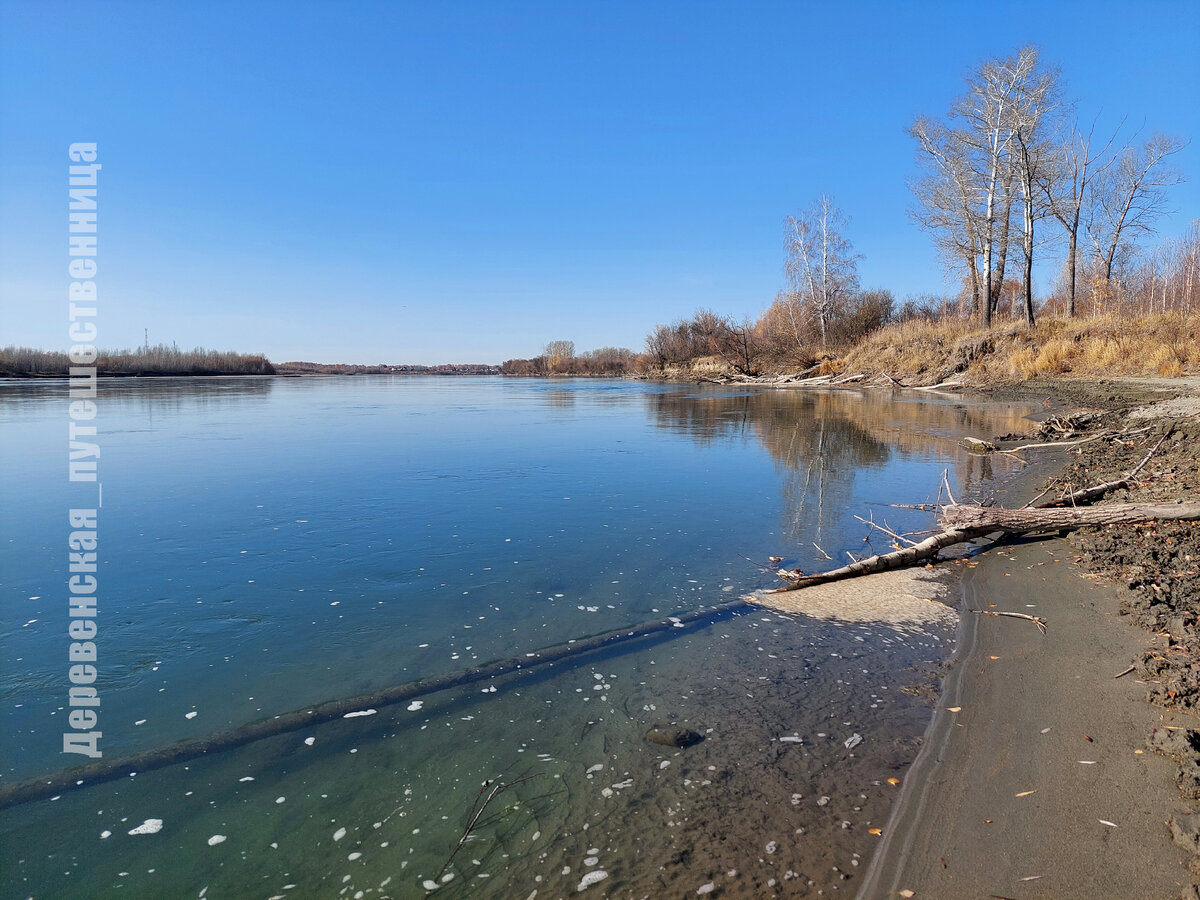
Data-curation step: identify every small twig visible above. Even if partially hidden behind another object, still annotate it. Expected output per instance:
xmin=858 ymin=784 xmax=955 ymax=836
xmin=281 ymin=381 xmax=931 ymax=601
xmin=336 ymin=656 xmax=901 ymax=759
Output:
xmin=436 ymin=774 xmax=540 ymax=880
xmin=854 ymin=513 xmax=921 ymax=548
xmin=973 ymin=609 xmax=1048 ymax=634
xmin=941 ymin=470 xmax=957 ymax=507
xmin=1020 ymin=483 xmax=1057 ymax=510
xmin=812 ymin=542 xmax=832 ymax=561
xmin=740 ymin=554 xmax=776 ymax=574
xmin=891 ymin=503 xmax=937 ymax=511
xmin=1113 ymin=665 xmax=1136 ymax=679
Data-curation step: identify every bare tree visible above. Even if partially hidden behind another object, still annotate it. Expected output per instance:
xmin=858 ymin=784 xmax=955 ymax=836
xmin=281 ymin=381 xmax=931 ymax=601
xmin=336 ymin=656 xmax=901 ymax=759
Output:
xmin=785 ymin=195 xmax=860 ymax=349
xmin=714 ymin=316 xmax=762 ymax=376
xmin=909 ymin=116 xmax=985 ymax=313
xmin=1089 ymin=133 xmax=1188 ymax=286
xmin=1038 ymin=117 xmax=1123 ymax=316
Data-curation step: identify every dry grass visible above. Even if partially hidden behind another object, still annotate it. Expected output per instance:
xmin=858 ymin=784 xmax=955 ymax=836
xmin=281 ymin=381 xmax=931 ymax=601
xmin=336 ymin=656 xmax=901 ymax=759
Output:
xmin=838 ymin=313 xmax=1200 ymax=385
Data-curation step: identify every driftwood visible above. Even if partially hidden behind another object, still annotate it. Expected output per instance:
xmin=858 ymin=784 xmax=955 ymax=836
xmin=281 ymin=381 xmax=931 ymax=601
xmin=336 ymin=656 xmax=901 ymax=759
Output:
xmin=1032 ymin=429 xmax=1167 ymax=508
xmin=941 ymin=501 xmax=1200 ymax=532
xmin=775 ymin=428 xmax=1189 ymax=594
xmin=774 ymin=501 xmax=1200 ymax=593
xmin=0 ymin=599 xmax=749 ymax=810
xmin=772 ymin=525 xmax=989 ymax=590
xmin=974 ymin=609 xmax=1048 ymax=634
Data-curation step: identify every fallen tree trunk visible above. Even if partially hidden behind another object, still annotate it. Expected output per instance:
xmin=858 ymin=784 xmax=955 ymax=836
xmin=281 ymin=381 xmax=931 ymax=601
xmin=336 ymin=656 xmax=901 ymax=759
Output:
xmin=771 ymin=526 xmax=990 ymax=590
xmin=774 ymin=501 xmax=1200 ymax=593
xmin=0 ymin=599 xmax=749 ymax=810
xmin=940 ymin=501 xmax=1200 ymax=532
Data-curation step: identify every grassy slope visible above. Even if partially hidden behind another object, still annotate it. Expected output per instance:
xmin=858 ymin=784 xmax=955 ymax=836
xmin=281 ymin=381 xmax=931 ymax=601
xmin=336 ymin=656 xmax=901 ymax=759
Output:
xmin=837 ymin=313 xmax=1200 ymax=386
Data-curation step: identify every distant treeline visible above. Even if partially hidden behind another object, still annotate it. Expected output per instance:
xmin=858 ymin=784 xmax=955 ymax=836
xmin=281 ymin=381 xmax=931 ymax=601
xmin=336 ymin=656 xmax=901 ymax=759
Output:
xmin=501 ymin=343 xmax=642 ymax=376
xmin=277 ymin=361 xmax=500 ymax=375
xmin=0 ymin=344 xmax=275 ymax=377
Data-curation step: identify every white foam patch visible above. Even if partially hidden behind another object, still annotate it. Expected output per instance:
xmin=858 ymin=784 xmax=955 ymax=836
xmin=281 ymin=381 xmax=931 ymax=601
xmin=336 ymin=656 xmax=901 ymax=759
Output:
xmin=407 ymin=701 xmax=423 ymax=712
xmin=128 ymin=818 xmax=163 ymax=835
xmin=577 ymin=870 xmax=608 ymax=890
xmin=344 ymin=709 xmax=377 ymax=718
xmin=207 ymin=834 xmax=226 ymax=846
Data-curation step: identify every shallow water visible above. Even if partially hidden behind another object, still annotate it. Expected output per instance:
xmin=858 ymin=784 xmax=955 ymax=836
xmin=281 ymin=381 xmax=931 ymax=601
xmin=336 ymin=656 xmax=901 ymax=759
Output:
xmin=0 ymin=376 xmax=1034 ymax=898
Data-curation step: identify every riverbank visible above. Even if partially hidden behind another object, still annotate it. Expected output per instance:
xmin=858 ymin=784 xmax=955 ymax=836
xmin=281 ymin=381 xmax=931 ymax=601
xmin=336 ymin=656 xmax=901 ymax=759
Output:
xmin=861 ymin=376 xmax=1200 ymax=899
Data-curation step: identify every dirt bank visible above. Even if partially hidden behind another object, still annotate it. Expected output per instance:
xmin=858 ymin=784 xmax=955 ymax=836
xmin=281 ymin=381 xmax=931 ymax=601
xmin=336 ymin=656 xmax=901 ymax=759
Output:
xmin=861 ymin=375 xmax=1200 ymax=899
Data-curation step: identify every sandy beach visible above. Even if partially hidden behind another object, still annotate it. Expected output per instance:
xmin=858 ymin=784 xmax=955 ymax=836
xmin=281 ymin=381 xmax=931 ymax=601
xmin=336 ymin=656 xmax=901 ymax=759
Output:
xmin=858 ymin=377 xmax=1200 ymax=900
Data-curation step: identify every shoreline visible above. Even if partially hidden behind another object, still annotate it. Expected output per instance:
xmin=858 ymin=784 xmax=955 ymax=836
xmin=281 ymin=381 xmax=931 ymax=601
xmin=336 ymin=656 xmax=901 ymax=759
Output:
xmin=859 ymin=377 xmax=1200 ymax=899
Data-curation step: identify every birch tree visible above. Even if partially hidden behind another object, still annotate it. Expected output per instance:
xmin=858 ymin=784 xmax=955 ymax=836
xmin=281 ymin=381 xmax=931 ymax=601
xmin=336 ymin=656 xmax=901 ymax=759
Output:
xmin=785 ymin=195 xmax=860 ymax=349
xmin=911 ymin=46 xmax=1061 ymax=328
xmin=953 ymin=48 xmax=1041 ymax=328
xmin=1008 ymin=52 xmax=1062 ymax=326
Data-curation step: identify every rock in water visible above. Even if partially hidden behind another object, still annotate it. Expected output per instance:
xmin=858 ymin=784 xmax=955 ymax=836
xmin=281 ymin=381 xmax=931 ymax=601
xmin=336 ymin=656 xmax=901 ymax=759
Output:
xmin=645 ymin=724 xmax=703 ymax=748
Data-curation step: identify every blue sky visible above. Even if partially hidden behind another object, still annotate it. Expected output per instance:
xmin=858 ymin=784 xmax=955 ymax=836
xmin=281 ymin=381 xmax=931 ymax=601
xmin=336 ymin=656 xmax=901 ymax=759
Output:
xmin=2 ymin=1 xmax=1197 ymax=365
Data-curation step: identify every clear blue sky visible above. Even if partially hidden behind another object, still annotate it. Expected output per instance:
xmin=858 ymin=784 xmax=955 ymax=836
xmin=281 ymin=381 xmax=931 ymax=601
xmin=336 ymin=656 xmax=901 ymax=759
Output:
xmin=2 ymin=1 xmax=1197 ymax=365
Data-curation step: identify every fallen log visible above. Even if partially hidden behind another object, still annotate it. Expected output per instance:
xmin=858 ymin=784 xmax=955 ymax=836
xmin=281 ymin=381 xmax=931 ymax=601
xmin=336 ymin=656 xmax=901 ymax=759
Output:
xmin=940 ymin=501 xmax=1200 ymax=532
xmin=1033 ymin=429 xmax=1168 ymax=508
xmin=0 ymin=599 xmax=749 ymax=810
xmin=774 ymin=501 xmax=1200 ymax=593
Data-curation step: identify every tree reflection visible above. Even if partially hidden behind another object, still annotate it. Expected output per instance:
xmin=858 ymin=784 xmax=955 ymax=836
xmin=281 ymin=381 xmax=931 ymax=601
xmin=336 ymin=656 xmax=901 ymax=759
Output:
xmin=645 ymin=387 xmax=1034 ymax=551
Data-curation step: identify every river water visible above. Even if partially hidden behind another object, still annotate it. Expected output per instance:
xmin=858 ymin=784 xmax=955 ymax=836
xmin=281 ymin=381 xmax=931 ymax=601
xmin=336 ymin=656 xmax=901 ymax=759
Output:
xmin=0 ymin=376 xmax=1034 ymax=898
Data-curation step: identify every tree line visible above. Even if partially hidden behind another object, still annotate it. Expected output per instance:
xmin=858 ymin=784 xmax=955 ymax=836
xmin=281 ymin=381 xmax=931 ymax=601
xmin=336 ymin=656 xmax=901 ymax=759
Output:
xmin=910 ymin=45 xmax=1187 ymax=326
xmin=511 ymin=48 xmax=1192 ymax=379
xmin=500 ymin=341 xmax=640 ymax=376
xmin=630 ymin=45 xmax=1194 ymax=376
xmin=0 ymin=344 xmax=275 ymax=377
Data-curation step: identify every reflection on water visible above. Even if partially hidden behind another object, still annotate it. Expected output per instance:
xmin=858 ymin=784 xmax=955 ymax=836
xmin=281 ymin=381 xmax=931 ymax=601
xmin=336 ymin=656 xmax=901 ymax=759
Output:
xmin=0 ymin=376 xmax=1036 ymax=899
xmin=649 ymin=386 xmax=1029 ymax=560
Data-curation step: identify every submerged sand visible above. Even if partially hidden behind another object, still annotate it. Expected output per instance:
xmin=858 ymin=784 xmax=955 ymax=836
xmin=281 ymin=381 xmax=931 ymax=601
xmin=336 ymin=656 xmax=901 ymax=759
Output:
xmin=751 ymin=569 xmax=959 ymax=630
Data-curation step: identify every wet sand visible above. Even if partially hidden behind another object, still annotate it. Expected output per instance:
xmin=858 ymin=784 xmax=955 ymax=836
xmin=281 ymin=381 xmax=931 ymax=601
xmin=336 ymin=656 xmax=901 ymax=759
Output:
xmin=861 ymin=384 xmax=1200 ymax=900
xmin=860 ymin=535 xmax=1193 ymax=898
